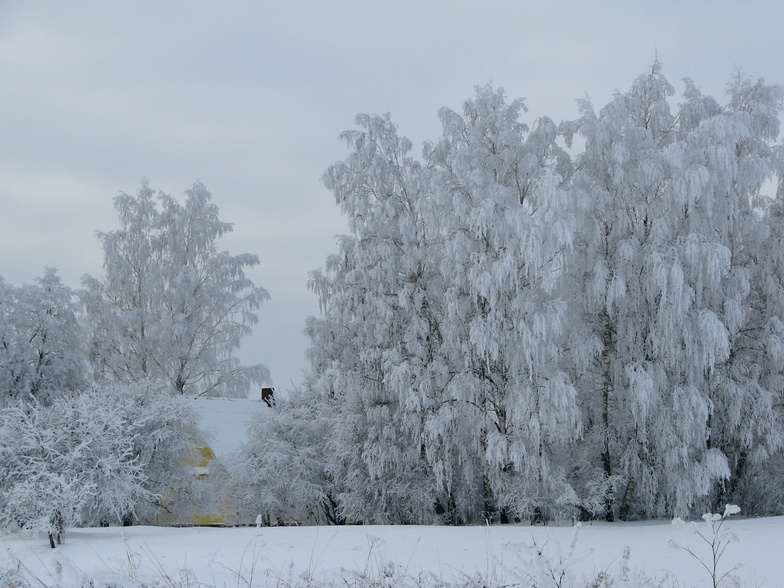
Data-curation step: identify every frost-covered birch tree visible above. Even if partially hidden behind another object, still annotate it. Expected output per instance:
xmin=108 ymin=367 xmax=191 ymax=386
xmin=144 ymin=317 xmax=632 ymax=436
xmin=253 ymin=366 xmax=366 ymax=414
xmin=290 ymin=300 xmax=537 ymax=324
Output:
xmin=742 ymin=180 xmax=784 ymax=514
xmin=701 ymin=74 xmax=784 ymax=513
xmin=82 ymin=182 xmax=269 ymax=397
xmin=305 ymin=89 xmax=583 ymax=524
xmin=561 ymin=64 xmax=680 ymax=520
xmin=307 ymin=114 xmax=441 ymax=523
xmin=0 ymin=382 xmax=198 ymax=545
xmin=425 ymin=86 xmax=580 ymax=522
xmin=565 ymin=64 xmax=784 ymax=518
xmin=0 ymin=268 xmax=86 ymax=407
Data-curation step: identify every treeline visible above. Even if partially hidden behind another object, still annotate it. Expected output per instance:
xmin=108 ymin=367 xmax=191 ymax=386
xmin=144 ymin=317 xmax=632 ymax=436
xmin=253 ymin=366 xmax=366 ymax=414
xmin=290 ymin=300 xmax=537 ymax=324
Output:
xmin=2 ymin=63 xmax=783 ymax=538
xmin=228 ymin=64 xmax=784 ymax=525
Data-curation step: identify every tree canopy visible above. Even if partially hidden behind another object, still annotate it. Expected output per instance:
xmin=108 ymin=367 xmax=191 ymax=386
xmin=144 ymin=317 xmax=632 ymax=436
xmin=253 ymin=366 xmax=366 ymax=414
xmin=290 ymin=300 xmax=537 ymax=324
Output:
xmin=82 ymin=181 xmax=270 ymax=397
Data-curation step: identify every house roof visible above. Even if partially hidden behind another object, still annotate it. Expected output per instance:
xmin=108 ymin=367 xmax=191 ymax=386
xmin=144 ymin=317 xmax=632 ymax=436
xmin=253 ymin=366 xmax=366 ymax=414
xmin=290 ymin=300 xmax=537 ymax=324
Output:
xmin=191 ymin=397 xmax=271 ymax=457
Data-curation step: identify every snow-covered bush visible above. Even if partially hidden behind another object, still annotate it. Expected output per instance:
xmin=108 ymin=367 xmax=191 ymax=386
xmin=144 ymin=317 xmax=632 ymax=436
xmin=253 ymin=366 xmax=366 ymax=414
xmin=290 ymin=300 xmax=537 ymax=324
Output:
xmin=0 ymin=391 xmax=151 ymax=546
xmin=103 ymin=380 xmax=203 ymax=524
xmin=223 ymin=390 xmax=333 ymax=525
xmin=0 ymin=382 xmax=199 ymax=545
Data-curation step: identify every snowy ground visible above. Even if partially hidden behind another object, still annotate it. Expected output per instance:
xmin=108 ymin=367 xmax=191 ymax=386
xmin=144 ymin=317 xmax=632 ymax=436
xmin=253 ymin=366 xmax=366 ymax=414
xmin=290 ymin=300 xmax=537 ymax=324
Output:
xmin=2 ymin=517 xmax=782 ymax=587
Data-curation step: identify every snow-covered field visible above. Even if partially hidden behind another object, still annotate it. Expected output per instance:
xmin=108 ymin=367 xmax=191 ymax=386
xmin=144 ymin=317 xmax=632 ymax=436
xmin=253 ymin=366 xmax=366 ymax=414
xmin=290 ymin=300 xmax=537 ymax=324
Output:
xmin=2 ymin=517 xmax=782 ymax=587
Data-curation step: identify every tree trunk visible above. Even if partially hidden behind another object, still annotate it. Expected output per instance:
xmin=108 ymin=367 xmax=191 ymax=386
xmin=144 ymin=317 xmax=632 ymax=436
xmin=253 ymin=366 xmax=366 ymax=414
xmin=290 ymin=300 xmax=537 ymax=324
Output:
xmin=601 ymin=307 xmax=615 ymax=522
xmin=49 ymin=510 xmax=64 ymax=548
xmin=321 ymin=493 xmax=345 ymax=525
xmin=619 ymin=477 xmax=635 ymax=521
xmin=480 ymin=424 xmax=495 ymax=523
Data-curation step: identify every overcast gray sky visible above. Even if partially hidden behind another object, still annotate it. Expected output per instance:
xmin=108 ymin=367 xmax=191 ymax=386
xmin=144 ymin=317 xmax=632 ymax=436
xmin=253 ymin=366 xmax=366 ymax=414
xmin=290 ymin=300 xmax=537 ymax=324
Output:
xmin=1 ymin=1 xmax=782 ymax=393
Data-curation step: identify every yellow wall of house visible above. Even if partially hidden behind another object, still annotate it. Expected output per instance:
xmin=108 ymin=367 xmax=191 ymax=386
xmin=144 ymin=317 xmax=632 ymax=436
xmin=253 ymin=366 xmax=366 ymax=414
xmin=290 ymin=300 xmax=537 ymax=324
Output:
xmin=186 ymin=444 xmax=229 ymax=525
xmin=194 ymin=445 xmax=215 ymax=467
xmin=146 ymin=442 xmax=230 ymax=526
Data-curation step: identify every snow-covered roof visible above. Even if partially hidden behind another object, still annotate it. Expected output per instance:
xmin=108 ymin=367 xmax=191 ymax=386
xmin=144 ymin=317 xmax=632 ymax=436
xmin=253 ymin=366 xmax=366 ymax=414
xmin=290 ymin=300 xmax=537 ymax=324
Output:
xmin=191 ymin=397 xmax=271 ymax=457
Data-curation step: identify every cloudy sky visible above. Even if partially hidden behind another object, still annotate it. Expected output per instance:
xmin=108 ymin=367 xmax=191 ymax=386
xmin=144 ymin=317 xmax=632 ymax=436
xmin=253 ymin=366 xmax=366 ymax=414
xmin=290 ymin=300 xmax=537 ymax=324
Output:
xmin=1 ymin=1 xmax=782 ymax=393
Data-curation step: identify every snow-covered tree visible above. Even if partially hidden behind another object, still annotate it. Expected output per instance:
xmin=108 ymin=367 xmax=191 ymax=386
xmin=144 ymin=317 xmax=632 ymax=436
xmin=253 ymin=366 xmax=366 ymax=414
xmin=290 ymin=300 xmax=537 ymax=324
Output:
xmin=0 ymin=382 xmax=198 ymax=546
xmin=425 ymin=85 xmax=580 ymax=522
xmin=0 ymin=268 xmax=86 ymax=407
xmin=560 ymin=63 xmax=681 ymax=519
xmin=676 ymin=72 xmax=783 ymax=515
xmin=307 ymin=114 xmax=442 ymax=524
xmin=306 ymin=90 xmax=581 ymax=524
xmin=564 ymin=64 xmax=784 ymax=518
xmin=0 ymin=392 xmax=149 ymax=547
xmin=705 ymin=77 xmax=784 ymax=514
xmin=82 ymin=181 xmax=269 ymax=397
xmin=736 ymin=182 xmax=784 ymax=515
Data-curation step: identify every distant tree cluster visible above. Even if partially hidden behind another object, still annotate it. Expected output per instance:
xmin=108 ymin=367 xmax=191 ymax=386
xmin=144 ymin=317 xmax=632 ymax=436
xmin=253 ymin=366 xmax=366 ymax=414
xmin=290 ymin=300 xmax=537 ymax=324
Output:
xmin=236 ymin=64 xmax=784 ymax=525
xmin=0 ymin=183 xmax=268 ymax=545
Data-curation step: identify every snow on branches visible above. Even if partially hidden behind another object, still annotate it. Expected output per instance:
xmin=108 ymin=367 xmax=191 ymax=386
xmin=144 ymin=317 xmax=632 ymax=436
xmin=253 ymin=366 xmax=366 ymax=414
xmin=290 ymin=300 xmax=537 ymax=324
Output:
xmin=301 ymin=65 xmax=784 ymax=524
xmin=81 ymin=182 xmax=270 ymax=397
